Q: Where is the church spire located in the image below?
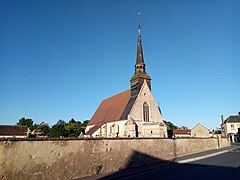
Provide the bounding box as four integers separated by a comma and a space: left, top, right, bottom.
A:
130, 24, 151, 96
134, 24, 149, 75
136, 24, 145, 67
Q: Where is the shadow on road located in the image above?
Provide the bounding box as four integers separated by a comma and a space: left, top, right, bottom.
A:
99, 150, 240, 180
232, 142, 240, 146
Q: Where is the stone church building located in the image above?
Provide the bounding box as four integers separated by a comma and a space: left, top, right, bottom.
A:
84, 25, 167, 138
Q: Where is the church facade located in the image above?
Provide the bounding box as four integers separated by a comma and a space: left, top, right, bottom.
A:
84, 25, 167, 138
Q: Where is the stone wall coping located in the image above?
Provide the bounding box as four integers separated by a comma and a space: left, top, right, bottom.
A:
0, 137, 221, 142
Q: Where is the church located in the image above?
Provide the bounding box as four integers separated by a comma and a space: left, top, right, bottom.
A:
84, 25, 167, 138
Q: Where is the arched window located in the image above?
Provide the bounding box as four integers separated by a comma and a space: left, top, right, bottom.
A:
109, 126, 112, 134
143, 102, 150, 122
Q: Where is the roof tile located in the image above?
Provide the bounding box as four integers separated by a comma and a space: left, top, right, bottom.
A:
0, 125, 28, 136
88, 89, 131, 126
173, 129, 191, 135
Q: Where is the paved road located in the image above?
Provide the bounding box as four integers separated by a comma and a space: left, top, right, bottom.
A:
102, 145, 240, 180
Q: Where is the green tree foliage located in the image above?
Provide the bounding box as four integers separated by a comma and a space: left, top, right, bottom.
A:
69, 118, 77, 124
80, 120, 89, 135
213, 128, 221, 134
81, 120, 89, 129
16, 117, 34, 131
16, 117, 90, 138
48, 119, 86, 138
48, 120, 67, 137
64, 119, 82, 137
38, 125, 51, 136
164, 121, 177, 130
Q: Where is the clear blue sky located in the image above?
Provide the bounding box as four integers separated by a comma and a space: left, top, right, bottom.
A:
0, 0, 239, 130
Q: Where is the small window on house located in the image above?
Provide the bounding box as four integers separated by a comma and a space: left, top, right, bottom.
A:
231, 124, 234, 130
143, 102, 150, 122
151, 130, 153, 134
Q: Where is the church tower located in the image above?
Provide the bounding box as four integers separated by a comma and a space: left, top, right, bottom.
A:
85, 23, 167, 138
130, 24, 151, 96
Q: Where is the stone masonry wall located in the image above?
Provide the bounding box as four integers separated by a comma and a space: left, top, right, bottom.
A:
0, 138, 230, 180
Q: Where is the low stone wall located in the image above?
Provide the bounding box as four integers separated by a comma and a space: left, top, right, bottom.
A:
0, 137, 230, 180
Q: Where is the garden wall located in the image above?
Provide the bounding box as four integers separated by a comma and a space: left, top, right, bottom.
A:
0, 137, 230, 179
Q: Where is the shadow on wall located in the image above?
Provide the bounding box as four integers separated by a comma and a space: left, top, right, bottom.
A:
124, 139, 177, 169
97, 150, 240, 180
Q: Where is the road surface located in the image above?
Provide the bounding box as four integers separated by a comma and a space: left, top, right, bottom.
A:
102, 145, 240, 180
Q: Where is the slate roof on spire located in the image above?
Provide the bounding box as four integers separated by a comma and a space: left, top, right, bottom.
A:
131, 24, 151, 82
136, 24, 145, 65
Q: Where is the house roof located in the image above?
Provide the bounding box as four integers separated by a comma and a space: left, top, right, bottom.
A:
192, 123, 210, 132
0, 125, 28, 136
87, 89, 131, 126
224, 115, 240, 123
173, 129, 191, 135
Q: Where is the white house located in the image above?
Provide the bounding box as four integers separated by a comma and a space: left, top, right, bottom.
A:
221, 113, 240, 142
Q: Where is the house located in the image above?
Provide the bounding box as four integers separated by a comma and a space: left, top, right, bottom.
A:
221, 112, 240, 142
171, 124, 212, 138
172, 129, 191, 138
84, 24, 167, 138
0, 125, 29, 138
191, 124, 211, 138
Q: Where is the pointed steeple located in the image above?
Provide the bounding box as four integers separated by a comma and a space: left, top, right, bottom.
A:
130, 24, 151, 96
132, 24, 151, 77
136, 24, 145, 66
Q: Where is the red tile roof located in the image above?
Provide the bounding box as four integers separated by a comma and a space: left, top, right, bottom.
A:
0, 125, 28, 136
173, 129, 191, 135
88, 89, 131, 126
85, 123, 103, 136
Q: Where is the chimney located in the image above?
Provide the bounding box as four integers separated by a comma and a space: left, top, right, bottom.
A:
238, 112, 240, 116
221, 115, 224, 124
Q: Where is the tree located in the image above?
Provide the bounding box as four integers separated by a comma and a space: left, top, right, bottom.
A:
38, 124, 51, 136
69, 118, 77, 124
16, 117, 34, 131
81, 120, 89, 134
213, 127, 221, 134
48, 120, 67, 137
64, 120, 81, 137
81, 120, 89, 129
164, 121, 177, 130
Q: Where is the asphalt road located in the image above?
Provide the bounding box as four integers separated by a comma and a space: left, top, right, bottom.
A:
102, 145, 240, 180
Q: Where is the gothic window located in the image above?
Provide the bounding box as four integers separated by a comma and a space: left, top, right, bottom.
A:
109, 126, 112, 134
116, 125, 119, 137
143, 102, 150, 122
112, 124, 115, 134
